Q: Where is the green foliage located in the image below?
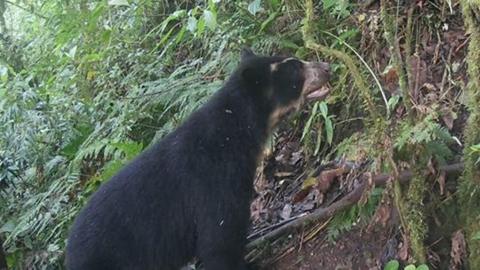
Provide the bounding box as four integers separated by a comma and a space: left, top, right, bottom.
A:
384, 260, 429, 270
301, 101, 334, 156
395, 115, 454, 164
0, 0, 361, 267
327, 188, 382, 240
470, 143, 480, 165
323, 0, 352, 19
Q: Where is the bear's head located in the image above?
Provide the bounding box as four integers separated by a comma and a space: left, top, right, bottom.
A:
238, 48, 330, 126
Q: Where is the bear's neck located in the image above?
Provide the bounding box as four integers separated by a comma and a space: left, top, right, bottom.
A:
181, 84, 272, 165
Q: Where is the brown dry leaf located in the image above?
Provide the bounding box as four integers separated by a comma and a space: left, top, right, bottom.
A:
441, 107, 457, 130
449, 230, 466, 270
316, 167, 346, 193
250, 196, 266, 222
383, 66, 399, 93
409, 56, 428, 103
372, 204, 391, 227
292, 177, 317, 204
292, 188, 311, 204
398, 233, 410, 261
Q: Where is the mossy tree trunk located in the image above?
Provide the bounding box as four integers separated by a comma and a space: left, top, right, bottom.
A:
459, 1, 480, 268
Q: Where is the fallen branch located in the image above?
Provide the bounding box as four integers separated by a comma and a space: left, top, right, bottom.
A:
246, 162, 464, 250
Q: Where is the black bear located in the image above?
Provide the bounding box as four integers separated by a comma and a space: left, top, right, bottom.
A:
66, 49, 330, 270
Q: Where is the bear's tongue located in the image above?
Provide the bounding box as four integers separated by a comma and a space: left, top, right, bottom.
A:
306, 86, 330, 100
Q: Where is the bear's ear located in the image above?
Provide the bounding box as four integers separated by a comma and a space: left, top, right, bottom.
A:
241, 47, 256, 61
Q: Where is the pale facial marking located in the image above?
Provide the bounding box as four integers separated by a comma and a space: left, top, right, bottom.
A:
270, 57, 298, 72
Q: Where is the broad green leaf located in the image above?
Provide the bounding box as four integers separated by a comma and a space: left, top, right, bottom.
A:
314, 125, 323, 156
248, 0, 263, 16
471, 144, 480, 152
388, 95, 400, 112
111, 141, 143, 160
175, 25, 187, 44
203, 10, 217, 30
416, 265, 429, 270
319, 101, 328, 118
383, 260, 399, 270
108, 0, 129, 6
325, 118, 333, 145
472, 231, 480, 240
404, 265, 416, 270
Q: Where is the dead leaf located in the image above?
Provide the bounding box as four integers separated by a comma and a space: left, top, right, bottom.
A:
409, 55, 428, 103
449, 230, 466, 270
292, 188, 312, 204
316, 167, 346, 193
372, 204, 391, 227
383, 66, 399, 93
398, 233, 410, 261
441, 108, 457, 130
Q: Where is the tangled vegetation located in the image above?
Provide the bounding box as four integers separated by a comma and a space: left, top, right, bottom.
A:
0, 0, 479, 269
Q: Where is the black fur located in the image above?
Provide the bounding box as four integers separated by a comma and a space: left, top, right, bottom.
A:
66, 51, 327, 270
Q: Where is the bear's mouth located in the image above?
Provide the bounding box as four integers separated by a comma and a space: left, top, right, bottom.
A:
302, 61, 331, 101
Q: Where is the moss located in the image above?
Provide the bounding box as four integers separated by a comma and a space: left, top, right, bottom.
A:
405, 165, 428, 263
380, 0, 412, 115
302, 0, 380, 121
459, 0, 480, 268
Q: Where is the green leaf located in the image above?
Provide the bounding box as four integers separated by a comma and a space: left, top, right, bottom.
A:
259, 11, 278, 32
197, 17, 206, 35
383, 260, 400, 270
175, 25, 187, 44
314, 124, 323, 156
416, 265, 429, 270
471, 144, 480, 152
387, 95, 400, 112
319, 101, 328, 118
248, 0, 263, 16
203, 10, 217, 30
108, 0, 129, 6
325, 118, 333, 145
111, 141, 143, 160
404, 265, 416, 270
472, 231, 480, 240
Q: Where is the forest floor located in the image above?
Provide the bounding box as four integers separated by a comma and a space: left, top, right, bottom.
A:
247, 1, 470, 269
